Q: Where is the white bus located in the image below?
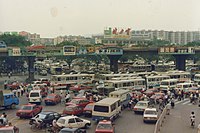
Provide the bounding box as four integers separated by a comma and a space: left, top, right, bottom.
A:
163, 70, 191, 83
160, 79, 178, 91
194, 74, 200, 86
50, 73, 95, 89
175, 82, 198, 93
109, 90, 131, 109
144, 75, 170, 89
98, 73, 137, 81
104, 77, 146, 91
92, 98, 121, 122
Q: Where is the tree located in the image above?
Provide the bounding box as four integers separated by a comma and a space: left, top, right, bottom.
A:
0, 34, 31, 47
57, 40, 80, 46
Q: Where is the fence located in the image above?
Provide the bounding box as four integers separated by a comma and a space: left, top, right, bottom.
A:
154, 106, 168, 133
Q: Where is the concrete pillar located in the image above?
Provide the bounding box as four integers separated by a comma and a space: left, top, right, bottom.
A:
107, 55, 122, 73
27, 56, 35, 82
174, 55, 188, 71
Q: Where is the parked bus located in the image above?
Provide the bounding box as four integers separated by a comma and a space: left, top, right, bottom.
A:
104, 77, 146, 91
144, 75, 170, 89
160, 79, 178, 91
92, 98, 121, 122
50, 73, 95, 89
175, 82, 198, 93
98, 73, 137, 81
163, 70, 191, 83
193, 74, 200, 86
109, 90, 131, 109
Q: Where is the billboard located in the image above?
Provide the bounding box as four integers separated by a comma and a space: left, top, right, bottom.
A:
12, 47, 21, 56
104, 27, 131, 39
63, 46, 76, 55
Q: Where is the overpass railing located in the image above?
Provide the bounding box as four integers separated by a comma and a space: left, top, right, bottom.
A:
154, 106, 168, 133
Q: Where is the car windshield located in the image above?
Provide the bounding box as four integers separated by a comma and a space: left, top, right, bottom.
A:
70, 99, 79, 104
155, 94, 162, 96
145, 110, 157, 115
65, 107, 74, 111
30, 92, 39, 97
85, 104, 93, 110
37, 114, 46, 119
137, 103, 147, 106
97, 123, 112, 130
57, 118, 65, 125
47, 95, 55, 99
21, 106, 32, 110
0, 130, 14, 133
60, 131, 74, 133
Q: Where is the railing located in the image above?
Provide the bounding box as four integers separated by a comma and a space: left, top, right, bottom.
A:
154, 106, 168, 133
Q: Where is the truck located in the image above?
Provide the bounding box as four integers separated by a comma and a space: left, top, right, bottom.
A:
0, 91, 19, 109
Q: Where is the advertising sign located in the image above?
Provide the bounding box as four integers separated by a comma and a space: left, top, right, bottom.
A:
12, 47, 21, 56
104, 27, 131, 39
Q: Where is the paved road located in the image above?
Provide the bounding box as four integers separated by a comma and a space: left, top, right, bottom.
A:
0, 74, 156, 133
162, 98, 200, 133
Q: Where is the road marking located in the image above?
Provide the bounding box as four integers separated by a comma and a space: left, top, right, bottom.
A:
9, 116, 18, 122
182, 100, 190, 105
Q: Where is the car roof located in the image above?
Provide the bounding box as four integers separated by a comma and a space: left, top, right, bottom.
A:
66, 104, 79, 108
60, 127, 78, 131
22, 104, 36, 106
137, 101, 149, 103
145, 108, 157, 111
39, 111, 57, 115
30, 90, 41, 92
60, 115, 77, 119
4, 93, 14, 96
99, 120, 112, 124
0, 126, 15, 130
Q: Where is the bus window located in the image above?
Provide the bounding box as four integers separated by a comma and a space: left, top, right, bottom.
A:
94, 105, 109, 113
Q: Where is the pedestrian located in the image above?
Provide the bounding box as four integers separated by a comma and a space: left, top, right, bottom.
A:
4, 80, 7, 90
198, 123, 200, 133
1, 112, 6, 118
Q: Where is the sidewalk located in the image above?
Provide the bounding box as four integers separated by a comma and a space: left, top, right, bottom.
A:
161, 106, 198, 133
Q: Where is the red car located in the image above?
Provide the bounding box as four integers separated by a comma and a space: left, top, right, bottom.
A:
150, 92, 165, 102
143, 88, 158, 97
0, 126, 19, 133
132, 91, 144, 100
16, 104, 42, 118
44, 94, 61, 105
63, 105, 83, 116
95, 120, 115, 133
83, 103, 94, 117
69, 85, 88, 91
66, 98, 92, 108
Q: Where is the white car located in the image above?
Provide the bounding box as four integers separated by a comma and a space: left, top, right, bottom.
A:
133, 101, 149, 113
56, 115, 91, 129
143, 108, 158, 123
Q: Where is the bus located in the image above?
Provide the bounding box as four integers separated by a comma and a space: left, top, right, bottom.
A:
98, 73, 137, 81
104, 77, 146, 91
109, 90, 131, 109
160, 79, 178, 91
50, 66, 62, 75
163, 70, 191, 83
193, 74, 200, 86
50, 73, 95, 90
92, 98, 121, 122
144, 75, 170, 89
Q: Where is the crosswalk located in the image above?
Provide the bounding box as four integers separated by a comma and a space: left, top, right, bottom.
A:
174, 98, 196, 106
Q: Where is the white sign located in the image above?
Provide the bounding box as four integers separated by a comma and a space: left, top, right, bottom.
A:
12, 48, 21, 56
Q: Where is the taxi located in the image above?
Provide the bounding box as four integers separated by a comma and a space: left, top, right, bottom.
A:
16, 104, 42, 118
66, 98, 91, 108
143, 108, 158, 123
0, 126, 19, 133
63, 105, 83, 116
83, 103, 94, 117
95, 120, 115, 133
44, 94, 61, 105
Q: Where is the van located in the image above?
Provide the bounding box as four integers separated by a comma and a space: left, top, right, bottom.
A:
0, 92, 19, 109
109, 89, 131, 109
29, 90, 42, 104
92, 98, 121, 122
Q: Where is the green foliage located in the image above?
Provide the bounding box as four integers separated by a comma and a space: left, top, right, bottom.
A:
0, 34, 31, 47
147, 38, 170, 46
57, 40, 80, 46
185, 41, 200, 46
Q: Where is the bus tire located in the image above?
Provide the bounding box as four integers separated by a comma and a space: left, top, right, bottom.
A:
11, 103, 16, 109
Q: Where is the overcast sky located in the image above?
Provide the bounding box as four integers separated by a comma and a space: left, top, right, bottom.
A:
0, 0, 200, 38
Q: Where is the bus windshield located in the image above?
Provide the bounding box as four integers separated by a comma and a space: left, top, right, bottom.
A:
94, 105, 109, 113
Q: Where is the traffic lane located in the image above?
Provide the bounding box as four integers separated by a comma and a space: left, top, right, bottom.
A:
15, 108, 155, 133
86, 109, 155, 133
162, 104, 200, 133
